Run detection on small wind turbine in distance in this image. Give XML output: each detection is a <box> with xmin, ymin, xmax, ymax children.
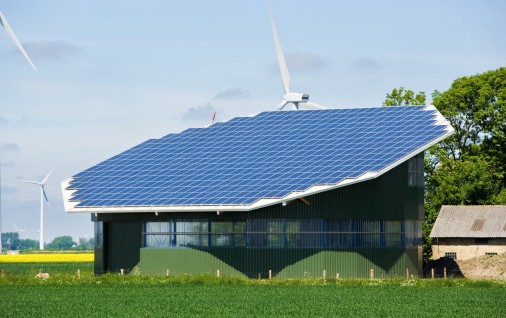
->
<box><xmin>0</xmin><ymin>10</ymin><xmax>37</xmax><ymax>70</ymax></box>
<box><xmin>13</xmin><ymin>224</ymin><xmax>26</xmax><ymax>239</ymax></box>
<box><xmin>269</xmin><ymin>6</ymin><xmax>324</xmax><ymax>111</ymax></box>
<box><xmin>18</xmin><ymin>167</ymin><xmax>55</xmax><ymax>250</ymax></box>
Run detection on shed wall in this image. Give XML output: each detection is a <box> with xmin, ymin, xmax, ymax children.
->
<box><xmin>432</xmin><ymin>238</ymin><xmax>506</xmax><ymax>260</ymax></box>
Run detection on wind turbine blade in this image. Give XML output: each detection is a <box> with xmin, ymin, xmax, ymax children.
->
<box><xmin>41</xmin><ymin>166</ymin><xmax>56</xmax><ymax>184</ymax></box>
<box><xmin>269</xmin><ymin>8</ymin><xmax>290</xmax><ymax>94</ymax></box>
<box><xmin>277</xmin><ymin>100</ymin><xmax>288</xmax><ymax>110</ymax></box>
<box><xmin>42</xmin><ymin>186</ymin><xmax>49</xmax><ymax>203</ymax></box>
<box><xmin>18</xmin><ymin>180</ymin><xmax>43</xmax><ymax>185</ymax></box>
<box><xmin>0</xmin><ymin>11</ymin><xmax>37</xmax><ymax>71</ymax></box>
<box><xmin>302</xmin><ymin>102</ymin><xmax>326</xmax><ymax>110</ymax></box>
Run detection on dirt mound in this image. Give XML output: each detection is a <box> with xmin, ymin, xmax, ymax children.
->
<box><xmin>457</xmin><ymin>254</ymin><xmax>506</xmax><ymax>279</ymax></box>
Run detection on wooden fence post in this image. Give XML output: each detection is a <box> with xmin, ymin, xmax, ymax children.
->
<box><xmin>335</xmin><ymin>273</ymin><xmax>340</xmax><ymax>280</ymax></box>
<box><xmin>77</xmin><ymin>269</ymin><xmax>81</xmax><ymax>279</ymax></box>
<box><xmin>406</xmin><ymin>268</ymin><xmax>409</xmax><ymax>279</ymax></box>
<box><xmin>166</xmin><ymin>269</ymin><xmax>170</xmax><ymax>277</ymax></box>
<box><xmin>120</xmin><ymin>269</ymin><xmax>124</xmax><ymax>275</ymax></box>
<box><xmin>370</xmin><ymin>268</ymin><xmax>374</xmax><ymax>280</ymax></box>
<box><xmin>216</xmin><ymin>269</ymin><xmax>220</xmax><ymax>277</ymax></box>
<box><xmin>323</xmin><ymin>270</ymin><xmax>326</xmax><ymax>282</ymax></box>
<box><xmin>443</xmin><ymin>267</ymin><xmax>447</xmax><ymax>279</ymax></box>
<box><xmin>268</xmin><ymin>270</ymin><xmax>272</xmax><ymax>279</ymax></box>
<box><xmin>431</xmin><ymin>268</ymin><xmax>434</xmax><ymax>279</ymax></box>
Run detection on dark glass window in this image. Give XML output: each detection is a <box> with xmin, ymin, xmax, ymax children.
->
<box><xmin>143</xmin><ymin>219</ymin><xmax>421</xmax><ymax>249</ymax></box>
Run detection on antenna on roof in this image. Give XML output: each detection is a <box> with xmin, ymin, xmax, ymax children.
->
<box><xmin>0</xmin><ymin>10</ymin><xmax>37</xmax><ymax>70</ymax></box>
<box><xmin>269</xmin><ymin>5</ymin><xmax>324</xmax><ymax>111</ymax></box>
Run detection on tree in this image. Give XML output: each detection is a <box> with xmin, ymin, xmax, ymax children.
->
<box><xmin>428</xmin><ymin>67</ymin><xmax>506</xmax><ymax>210</ymax></box>
<box><xmin>17</xmin><ymin>238</ymin><xmax>39</xmax><ymax>251</ymax></box>
<box><xmin>1</xmin><ymin>232</ymin><xmax>20</xmax><ymax>250</ymax></box>
<box><xmin>76</xmin><ymin>237</ymin><xmax>94</xmax><ymax>250</ymax></box>
<box><xmin>46</xmin><ymin>236</ymin><xmax>76</xmax><ymax>250</ymax></box>
<box><xmin>385</xmin><ymin>68</ymin><xmax>506</xmax><ymax>263</ymax></box>
<box><xmin>383</xmin><ymin>87</ymin><xmax>426</xmax><ymax>106</ymax></box>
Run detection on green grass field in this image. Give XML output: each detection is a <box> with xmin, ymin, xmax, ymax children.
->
<box><xmin>0</xmin><ymin>262</ymin><xmax>505</xmax><ymax>317</ymax></box>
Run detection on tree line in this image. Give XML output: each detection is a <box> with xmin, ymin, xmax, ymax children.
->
<box><xmin>1</xmin><ymin>232</ymin><xmax>94</xmax><ymax>251</ymax></box>
<box><xmin>384</xmin><ymin>67</ymin><xmax>506</xmax><ymax>263</ymax></box>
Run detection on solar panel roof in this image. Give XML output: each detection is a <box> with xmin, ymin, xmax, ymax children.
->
<box><xmin>62</xmin><ymin>106</ymin><xmax>453</xmax><ymax>213</ymax></box>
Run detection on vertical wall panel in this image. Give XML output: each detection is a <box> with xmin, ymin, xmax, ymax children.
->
<box><xmin>106</xmin><ymin>222</ymin><xmax>142</xmax><ymax>272</ymax></box>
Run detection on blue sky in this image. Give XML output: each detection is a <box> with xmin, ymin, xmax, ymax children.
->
<box><xmin>1</xmin><ymin>0</ymin><xmax>505</xmax><ymax>243</ymax></box>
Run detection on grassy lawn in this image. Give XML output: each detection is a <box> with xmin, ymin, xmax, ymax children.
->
<box><xmin>0</xmin><ymin>262</ymin><xmax>505</xmax><ymax>317</ymax></box>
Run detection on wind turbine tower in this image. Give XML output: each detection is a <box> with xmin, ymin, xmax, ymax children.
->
<box><xmin>18</xmin><ymin>168</ymin><xmax>55</xmax><ymax>250</ymax></box>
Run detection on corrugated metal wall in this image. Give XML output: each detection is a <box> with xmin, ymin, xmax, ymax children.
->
<box><xmin>138</xmin><ymin>247</ymin><xmax>420</xmax><ymax>278</ymax></box>
<box><xmin>94</xmin><ymin>156</ymin><xmax>424</xmax><ymax>277</ymax></box>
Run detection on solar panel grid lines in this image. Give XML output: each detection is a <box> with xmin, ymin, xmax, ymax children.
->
<box><xmin>66</xmin><ymin>107</ymin><xmax>451</xmax><ymax>208</ymax></box>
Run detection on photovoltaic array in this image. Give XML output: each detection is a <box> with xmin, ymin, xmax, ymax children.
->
<box><xmin>67</xmin><ymin>107</ymin><xmax>450</xmax><ymax>208</ymax></box>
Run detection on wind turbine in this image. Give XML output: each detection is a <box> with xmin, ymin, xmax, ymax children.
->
<box><xmin>0</xmin><ymin>10</ymin><xmax>37</xmax><ymax>70</ymax></box>
<box><xmin>13</xmin><ymin>224</ymin><xmax>26</xmax><ymax>239</ymax></box>
<box><xmin>269</xmin><ymin>7</ymin><xmax>324</xmax><ymax>111</ymax></box>
<box><xmin>18</xmin><ymin>167</ymin><xmax>55</xmax><ymax>250</ymax></box>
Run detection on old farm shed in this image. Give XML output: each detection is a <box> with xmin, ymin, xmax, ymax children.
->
<box><xmin>62</xmin><ymin>106</ymin><xmax>453</xmax><ymax>278</ymax></box>
<box><xmin>430</xmin><ymin>205</ymin><xmax>506</xmax><ymax>261</ymax></box>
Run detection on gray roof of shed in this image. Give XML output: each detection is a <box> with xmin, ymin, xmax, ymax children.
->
<box><xmin>430</xmin><ymin>205</ymin><xmax>506</xmax><ymax>238</ymax></box>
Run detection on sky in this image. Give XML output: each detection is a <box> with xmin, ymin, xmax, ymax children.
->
<box><xmin>0</xmin><ymin>0</ymin><xmax>505</xmax><ymax>243</ymax></box>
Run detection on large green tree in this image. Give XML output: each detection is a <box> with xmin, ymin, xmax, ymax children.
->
<box><xmin>384</xmin><ymin>67</ymin><xmax>506</xmax><ymax>263</ymax></box>
<box><xmin>383</xmin><ymin>87</ymin><xmax>426</xmax><ymax>106</ymax></box>
<box><xmin>46</xmin><ymin>236</ymin><xmax>76</xmax><ymax>250</ymax></box>
<box><xmin>423</xmin><ymin>68</ymin><xmax>506</xmax><ymax>261</ymax></box>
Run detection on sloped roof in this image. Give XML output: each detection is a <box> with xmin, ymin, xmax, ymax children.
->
<box><xmin>430</xmin><ymin>205</ymin><xmax>506</xmax><ymax>238</ymax></box>
<box><xmin>62</xmin><ymin>106</ymin><xmax>453</xmax><ymax>213</ymax></box>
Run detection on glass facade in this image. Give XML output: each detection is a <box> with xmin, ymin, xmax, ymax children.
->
<box><xmin>143</xmin><ymin>219</ymin><xmax>421</xmax><ymax>249</ymax></box>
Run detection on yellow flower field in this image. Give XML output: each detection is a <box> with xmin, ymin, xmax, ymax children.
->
<box><xmin>0</xmin><ymin>253</ymin><xmax>94</xmax><ymax>263</ymax></box>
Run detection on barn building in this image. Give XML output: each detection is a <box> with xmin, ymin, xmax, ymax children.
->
<box><xmin>430</xmin><ymin>205</ymin><xmax>506</xmax><ymax>261</ymax></box>
<box><xmin>62</xmin><ymin>106</ymin><xmax>453</xmax><ymax>278</ymax></box>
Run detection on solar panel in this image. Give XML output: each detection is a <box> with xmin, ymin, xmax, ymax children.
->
<box><xmin>66</xmin><ymin>106</ymin><xmax>452</xmax><ymax>208</ymax></box>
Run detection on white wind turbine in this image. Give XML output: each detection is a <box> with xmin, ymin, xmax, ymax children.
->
<box><xmin>13</xmin><ymin>224</ymin><xmax>26</xmax><ymax>239</ymax></box>
<box><xmin>269</xmin><ymin>7</ymin><xmax>324</xmax><ymax>111</ymax></box>
<box><xmin>18</xmin><ymin>167</ymin><xmax>55</xmax><ymax>250</ymax></box>
<box><xmin>0</xmin><ymin>10</ymin><xmax>37</xmax><ymax>70</ymax></box>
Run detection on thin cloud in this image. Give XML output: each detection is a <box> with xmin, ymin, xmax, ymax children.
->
<box><xmin>20</xmin><ymin>40</ymin><xmax>85</xmax><ymax>61</ymax></box>
<box><xmin>284</xmin><ymin>52</ymin><xmax>328</xmax><ymax>73</ymax></box>
<box><xmin>353</xmin><ymin>57</ymin><xmax>382</xmax><ymax>70</ymax></box>
<box><xmin>0</xmin><ymin>115</ymin><xmax>8</xmax><ymax>124</ymax></box>
<box><xmin>213</xmin><ymin>88</ymin><xmax>249</xmax><ymax>101</ymax></box>
<box><xmin>181</xmin><ymin>103</ymin><xmax>217</xmax><ymax>122</ymax></box>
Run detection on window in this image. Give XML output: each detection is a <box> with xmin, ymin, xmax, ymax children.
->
<box><xmin>485</xmin><ymin>252</ymin><xmax>497</xmax><ymax>256</ymax></box>
<box><xmin>212</xmin><ymin>221</ymin><xmax>246</xmax><ymax>247</ymax></box>
<box><xmin>143</xmin><ymin>219</ymin><xmax>421</xmax><ymax>249</ymax></box>
<box><xmin>471</xmin><ymin>219</ymin><xmax>485</xmax><ymax>231</ymax></box>
<box><xmin>445</xmin><ymin>252</ymin><xmax>457</xmax><ymax>259</ymax></box>
<box><xmin>408</xmin><ymin>156</ymin><xmax>424</xmax><ymax>187</ymax></box>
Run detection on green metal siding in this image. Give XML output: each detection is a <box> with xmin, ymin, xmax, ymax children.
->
<box><xmin>93</xmin><ymin>156</ymin><xmax>424</xmax><ymax>277</ymax></box>
<box><xmin>93</xmin><ymin>221</ymin><xmax>106</xmax><ymax>274</ymax></box>
<box><xmin>138</xmin><ymin>247</ymin><xmax>420</xmax><ymax>278</ymax></box>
